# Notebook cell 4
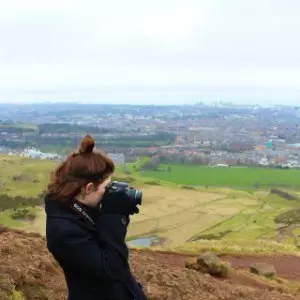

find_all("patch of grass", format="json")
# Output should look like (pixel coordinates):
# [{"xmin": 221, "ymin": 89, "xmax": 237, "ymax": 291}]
[
  {"xmin": 21, "ymin": 208, "xmax": 46, "ymax": 235},
  {"xmin": 190, "ymin": 194, "xmax": 300, "ymax": 245},
  {"xmin": 292, "ymin": 227, "xmax": 300, "ymax": 236},
  {"xmin": 275, "ymin": 208, "xmax": 300, "ymax": 225},
  {"xmin": 11, "ymin": 289, "xmax": 25, "ymax": 300},
  {"xmin": 180, "ymin": 185, "xmax": 196, "ymax": 190},
  {"xmin": 0, "ymin": 207, "xmax": 39, "ymax": 229},
  {"xmin": 167, "ymin": 239, "xmax": 300, "ymax": 255},
  {"xmin": 127, "ymin": 156, "xmax": 151, "ymax": 172},
  {"xmin": 143, "ymin": 180, "xmax": 161, "ymax": 186},
  {"xmin": 139, "ymin": 164, "xmax": 300, "ymax": 189},
  {"xmin": 0, "ymin": 155, "xmax": 55, "ymax": 197},
  {"xmin": 194, "ymin": 230, "xmax": 232, "ymax": 240},
  {"xmin": 0, "ymin": 210, "xmax": 25, "ymax": 228},
  {"xmin": 11, "ymin": 207, "xmax": 37, "ymax": 221}
]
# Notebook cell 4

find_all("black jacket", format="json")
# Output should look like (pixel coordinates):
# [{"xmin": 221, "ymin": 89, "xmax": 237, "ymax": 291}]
[{"xmin": 44, "ymin": 196, "xmax": 147, "ymax": 300}]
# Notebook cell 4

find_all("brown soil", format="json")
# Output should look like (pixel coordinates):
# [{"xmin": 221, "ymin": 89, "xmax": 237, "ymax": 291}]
[
  {"xmin": 0, "ymin": 227, "xmax": 300, "ymax": 300},
  {"xmin": 221, "ymin": 253, "xmax": 300, "ymax": 281},
  {"xmin": 132, "ymin": 249, "xmax": 300, "ymax": 281}
]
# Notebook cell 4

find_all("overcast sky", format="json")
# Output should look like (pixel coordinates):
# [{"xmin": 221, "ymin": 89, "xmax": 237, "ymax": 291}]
[{"xmin": 0, "ymin": 0, "xmax": 299, "ymax": 105}]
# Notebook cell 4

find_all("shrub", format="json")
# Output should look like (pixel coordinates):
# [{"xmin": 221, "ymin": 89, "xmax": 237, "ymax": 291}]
[{"xmin": 11, "ymin": 207, "xmax": 36, "ymax": 220}]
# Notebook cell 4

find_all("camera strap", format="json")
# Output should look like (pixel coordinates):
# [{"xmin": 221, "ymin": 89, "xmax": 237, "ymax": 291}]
[{"xmin": 68, "ymin": 199, "xmax": 96, "ymax": 227}]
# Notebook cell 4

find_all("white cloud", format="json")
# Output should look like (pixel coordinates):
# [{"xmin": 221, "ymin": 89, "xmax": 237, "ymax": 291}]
[{"xmin": 0, "ymin": 0, "xmax": 299, "ymax": 104}]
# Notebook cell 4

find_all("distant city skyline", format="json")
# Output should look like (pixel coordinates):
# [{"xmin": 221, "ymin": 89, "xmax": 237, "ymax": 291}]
[
  {"xmin": 0, "ymin": 0, "xmax": 299, "ymax": 105},
  {"xmin": 0, "ymin": 84, "xmax": 299, "ymax": 106}
]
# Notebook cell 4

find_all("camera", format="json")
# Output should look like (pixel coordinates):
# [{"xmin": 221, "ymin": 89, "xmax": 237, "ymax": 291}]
[{"xmin": 104, "ymin": 181, "xmax": 143, "ymax": 206}]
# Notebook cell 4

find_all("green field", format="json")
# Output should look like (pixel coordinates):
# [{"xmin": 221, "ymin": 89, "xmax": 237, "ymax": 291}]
[
  {"xmin": 139, "ymin": 164, "xmax": 300, "ymax": 189},
  {"xmin": 1, "ymin": 155, "xmax": 300, "ymax": 254}
]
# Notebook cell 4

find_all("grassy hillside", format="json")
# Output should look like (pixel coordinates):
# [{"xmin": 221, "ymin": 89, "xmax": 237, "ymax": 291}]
[
  {"xmin": 139, "ymin": 164, "xmax": 300, "ymax": 189},
  {"xmin": 0, "ymin": 154, "xmax": 138, "ymax": 230},
  {"xmin": 0, "ymin": 154, "xmax": 137, "ymax": 197},
  {"xmin": 1, "ymin": 155, "xmax": 300, "ymax": 254},
  {"xmin": 0, "ymin": 155, "xmax": 54, "ymax": 197}
]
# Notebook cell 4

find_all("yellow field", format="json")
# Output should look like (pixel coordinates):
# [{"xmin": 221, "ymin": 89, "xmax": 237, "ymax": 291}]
[
  {"xmin": 125, "ymin": 185, "xmax": 300, "ymax": 248},
  {"xmin": 127, "ymin": 186, "xmax": 225, "ymax": 246}
]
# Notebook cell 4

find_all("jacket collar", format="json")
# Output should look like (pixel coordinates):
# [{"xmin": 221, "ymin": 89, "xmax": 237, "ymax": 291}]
[{"xmin": 44, "ymin": 196, "xmax": 97, "ymax": 233}]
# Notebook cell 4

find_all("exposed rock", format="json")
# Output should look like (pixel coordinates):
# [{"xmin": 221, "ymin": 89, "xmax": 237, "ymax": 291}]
[
  {"xmin": 185, "ymin": 252, "xmax": 230, "ymax": 278},
  {"xmin": 250, "ymin": 262, "xmax": 276, "ymax": 278}
]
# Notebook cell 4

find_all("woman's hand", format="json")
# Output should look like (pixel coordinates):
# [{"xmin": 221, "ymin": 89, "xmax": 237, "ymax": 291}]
[{"xmin": 99, "ymin": 192, "xmax": 140, "ymax": 215}]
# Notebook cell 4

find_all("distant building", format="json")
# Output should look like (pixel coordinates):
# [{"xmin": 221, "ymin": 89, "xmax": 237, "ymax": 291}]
[{"xmin": 21, "ymin": 147, "xmax": 62, "ymax": 160}]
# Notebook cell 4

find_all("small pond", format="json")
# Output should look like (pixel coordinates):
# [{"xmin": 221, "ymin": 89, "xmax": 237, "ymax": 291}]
[{"xmin": 127, "ymin": 236, "xmax": 161, "ymax": 248}]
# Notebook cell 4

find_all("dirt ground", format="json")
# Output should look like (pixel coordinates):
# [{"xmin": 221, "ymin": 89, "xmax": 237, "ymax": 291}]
[
  {"xmin": 131, "ymin": 249, "xmax": 300, "ymax": 280},
  {"xmin": 221, "ymin": 253, "xmax": 300, "ymax": 281},
  {"xmin": 0, "ymin": 227, "xmax": 300, "ymax": 300}
]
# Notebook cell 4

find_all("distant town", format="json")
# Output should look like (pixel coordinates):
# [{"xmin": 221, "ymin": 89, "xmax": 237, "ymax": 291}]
[{"xmin": 1, "ymin": 102, "xmax": 300, "ymax": 168}]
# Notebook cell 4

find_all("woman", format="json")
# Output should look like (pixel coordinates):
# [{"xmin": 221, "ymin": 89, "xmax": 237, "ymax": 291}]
[{"xmin": 44, "ymin": 134, "xmax": 147, "ymax": 300}]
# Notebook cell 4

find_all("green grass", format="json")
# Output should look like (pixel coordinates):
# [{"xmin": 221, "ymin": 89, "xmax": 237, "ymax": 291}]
[
  {"xmin": 116, "ymin": 156, "xmax": 151, "ymax": 174},
  {"xmin": 0, "ymin": 207, "xmax": 39, "ymax": 228},
  {"xmin": 11, "ymin": 289, "xmax": 25, "ymax": 300},
  {"xmin": 0, "ymin": 209, "xmax": 24, "ymax": 227},
  {"xmin": 0, "ymin": 155, "xmax": 55, "ymax": 197},
  {"xmin": 139, "ymin": 164, "xmax": 300, "ymax": 189},
  {"xmin": 192, "ymin": 194, "xmax": 300, "ymax": 242}
]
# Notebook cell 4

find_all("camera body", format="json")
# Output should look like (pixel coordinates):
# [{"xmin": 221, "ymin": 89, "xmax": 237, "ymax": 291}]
[{"xmin": 104, "ymin": 181, "xmax": 143, "ymax": 206}]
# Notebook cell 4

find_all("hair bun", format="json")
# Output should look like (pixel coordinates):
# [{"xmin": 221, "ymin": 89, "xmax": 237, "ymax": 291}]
[{"xmin": 79, "ymin": 134, "xmax": 95, "ymax": 154}]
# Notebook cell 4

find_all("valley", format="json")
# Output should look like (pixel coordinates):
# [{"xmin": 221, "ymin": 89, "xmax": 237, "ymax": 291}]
[{"xmin": 1, "ymin": 154, "xmax": 300, "ymax": 254}]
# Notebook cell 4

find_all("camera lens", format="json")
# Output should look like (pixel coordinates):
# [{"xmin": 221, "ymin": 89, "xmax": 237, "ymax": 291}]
[
  {"xmin": 134, "ymin": 190, "xmax": 142, "ymax": 205},
  {"xmin": 126, "ymin": 188, "xmax": 142, "ymax": 205}
]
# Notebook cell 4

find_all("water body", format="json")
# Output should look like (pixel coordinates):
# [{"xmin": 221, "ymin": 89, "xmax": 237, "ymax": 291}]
[{"xmin": 127, "ymin": 236, "xmax": 160, "ymax": 248}]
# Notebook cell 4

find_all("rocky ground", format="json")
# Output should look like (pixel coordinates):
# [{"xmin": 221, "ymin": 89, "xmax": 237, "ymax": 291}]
[{"xmin": 0, "ymin": 227, "xmax": 300, "ymax": 300}]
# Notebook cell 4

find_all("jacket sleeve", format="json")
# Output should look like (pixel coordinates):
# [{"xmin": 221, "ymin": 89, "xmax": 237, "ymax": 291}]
[
  {"xmin": 49, "ymin": 222, "xmax": 128, "ymax": 282},
  {"xmin": 95, "ymin": 214, "xmax": 130, "ymax": 261}
]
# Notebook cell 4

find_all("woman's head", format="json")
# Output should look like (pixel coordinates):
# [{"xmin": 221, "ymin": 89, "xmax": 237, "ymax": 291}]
[{"xmin": 46, "ymin": 134, "xmax": 115, "ymax": 207}]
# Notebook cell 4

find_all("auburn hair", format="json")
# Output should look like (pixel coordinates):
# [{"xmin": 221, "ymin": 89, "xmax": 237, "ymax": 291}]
[{"xmin": 46, "ymin": 134, "xmax": 115, "ymax": 201}]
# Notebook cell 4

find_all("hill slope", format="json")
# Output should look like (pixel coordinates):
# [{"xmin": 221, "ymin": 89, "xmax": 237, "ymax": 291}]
[{"xmin": 0, "ymin": 227, "xmax": 299, "ymax": 300}]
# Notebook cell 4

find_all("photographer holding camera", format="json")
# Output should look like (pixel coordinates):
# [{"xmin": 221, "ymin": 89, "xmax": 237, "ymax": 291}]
[{"xmin": 44, "ymin": 134, "xmax": 146, "ymax": 300}]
